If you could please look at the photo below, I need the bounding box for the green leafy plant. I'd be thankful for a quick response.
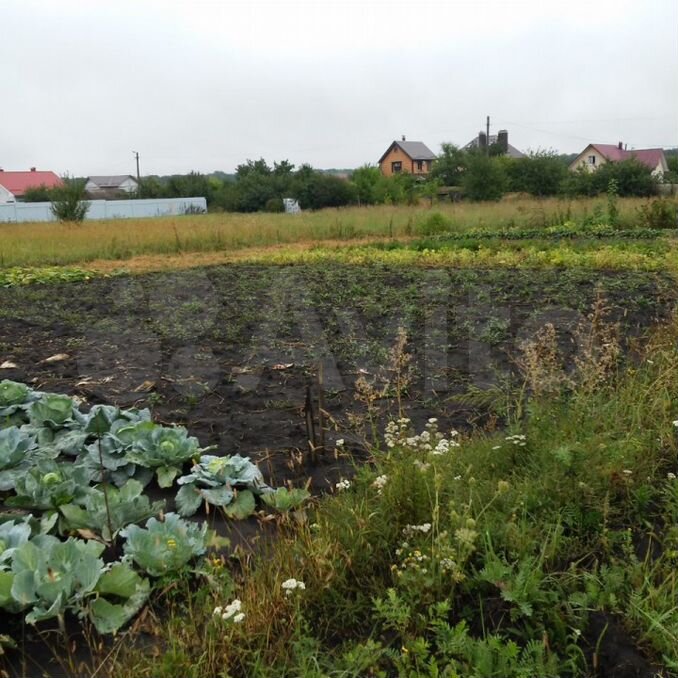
[175,454,270,517]
[5,460,92,510]
[59,479,165,541]
[121,422,206,488]
[29,394,76,429]
[0,427,38,491]
[120,513,208,577]
[8,535,104,623]
[0,380,35,417]
[260,487,310,513]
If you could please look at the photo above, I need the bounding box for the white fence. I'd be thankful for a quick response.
[0,197,207,223]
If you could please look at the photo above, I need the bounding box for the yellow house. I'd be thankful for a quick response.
[378,137,436,177]
[569,143,668,176]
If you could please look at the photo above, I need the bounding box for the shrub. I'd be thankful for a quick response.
[264,197,284,213]
[462,154,507,201]
[637,198,678,229]
[50,176,89,222]
[417,211,450,235]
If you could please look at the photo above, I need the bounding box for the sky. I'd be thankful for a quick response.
[1,0,677,176]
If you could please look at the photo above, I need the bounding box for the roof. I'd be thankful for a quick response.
[464,134,526,159]
[87,175,138,188]
[588,144,666,171]
[379,140,437,164]
[0,170,62,197]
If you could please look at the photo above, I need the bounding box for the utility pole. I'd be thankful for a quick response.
[132,151,140,181]
[486,116,490,156]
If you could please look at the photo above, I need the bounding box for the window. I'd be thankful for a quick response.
[391,161,402,173]
[416,160,423,171]
[588,155,596,165]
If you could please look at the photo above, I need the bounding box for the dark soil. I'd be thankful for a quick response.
[0,265,674,493]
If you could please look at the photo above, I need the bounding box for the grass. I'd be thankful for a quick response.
[0,197,657,269]
[96,313,678,677]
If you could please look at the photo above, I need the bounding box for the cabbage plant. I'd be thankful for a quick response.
[0,427,40,491]
[121,513,208,576]
[5,460,92,510]
[123,422,208,488]
[59,479,165,541]
[5,534,149,633]
[28,394,76,429]
[0,381,36,419]
[0,518,32,567]
[175,454,271,517]
[9,535,104,623]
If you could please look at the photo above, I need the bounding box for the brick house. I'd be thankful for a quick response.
[378,137,437,177]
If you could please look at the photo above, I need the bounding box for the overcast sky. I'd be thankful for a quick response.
[2,0,677,176]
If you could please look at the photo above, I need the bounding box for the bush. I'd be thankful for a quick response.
[50,177,89,222]
[462,154,507,201]
[637,198,678,229]
[264,197,284,213]
[417,212,451,235]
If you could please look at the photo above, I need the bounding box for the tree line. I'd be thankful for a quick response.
[23,147,678,212]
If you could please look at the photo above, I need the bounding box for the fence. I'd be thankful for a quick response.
[0,197,207,223]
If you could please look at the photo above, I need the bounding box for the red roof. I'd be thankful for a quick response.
[0,170,62,197]
[591,144,666,171]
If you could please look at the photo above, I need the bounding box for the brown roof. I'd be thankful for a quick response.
[378,140,437,164]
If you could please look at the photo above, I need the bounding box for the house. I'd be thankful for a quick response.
[378,137,437,177]
[569,143,668,176]
[85,175,139,196]
[0,168,62,203]
[463,130,525,158]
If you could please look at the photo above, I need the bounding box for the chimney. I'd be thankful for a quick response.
[618,142,623,150]
[478,131,487,149]
[401,135,406,141]
[497,129,509,154]
[30,167,36,172]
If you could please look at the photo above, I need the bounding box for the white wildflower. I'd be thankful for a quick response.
[221,599,242,620]
[282,578,306,595]
[403,523,432,536]
[232,612,245,624]
[668,472,676,480]
[335,438,345,448]
[372,475,388,492]
[335,479,351,492]
[213,606,223,616]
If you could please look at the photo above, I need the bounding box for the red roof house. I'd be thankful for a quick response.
[0,168,63,200]
[569,143,668,175]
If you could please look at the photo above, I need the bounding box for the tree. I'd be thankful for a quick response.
[50,176,89,222]
[430,143,467,187]
[462,154,507,201]
[592,158,656,197]
[504,151,568,197]
[350,165,381,205]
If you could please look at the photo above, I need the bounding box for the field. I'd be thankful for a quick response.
[2,198,678,677]
[0,197,657,269]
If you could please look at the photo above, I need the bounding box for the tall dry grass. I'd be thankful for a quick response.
[0,197,643,268]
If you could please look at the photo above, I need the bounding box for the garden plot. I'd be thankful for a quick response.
[0,262,676,675]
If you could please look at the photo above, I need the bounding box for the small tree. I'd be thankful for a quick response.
[462,154,507,201]
[50,176,89,222]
